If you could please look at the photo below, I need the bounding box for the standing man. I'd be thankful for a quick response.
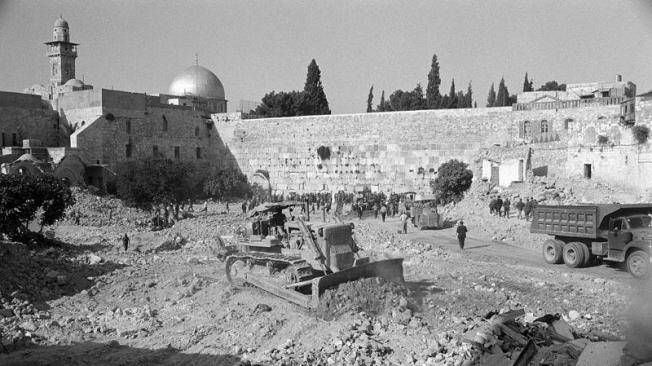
[496,196,503,217]
[241,200,247,214]
[489,196,497,215]
[524,198,532,221]
[515,198,525,219]
[226,202,230,213]
[122,233,129,252]
[456,220,468,251]
[201,200,208,212]
[503,197,511,219]
[400,211,408,234]
[380,204,387,222]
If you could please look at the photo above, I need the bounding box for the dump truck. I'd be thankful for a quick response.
[224,204,405,308]
[530,204,652,278]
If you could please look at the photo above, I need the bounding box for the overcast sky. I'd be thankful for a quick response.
[1,0,652,114]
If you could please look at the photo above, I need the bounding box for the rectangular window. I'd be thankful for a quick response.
[174,146,180,159]
[152,145,159,156]
[12,133,17,146]
[125,144,132,158]
[1,132,5,147]
[196,147,201,159]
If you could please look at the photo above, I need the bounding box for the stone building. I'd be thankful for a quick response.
[1,17,234,188]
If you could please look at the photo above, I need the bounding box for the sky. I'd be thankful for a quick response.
[1,0,652,114]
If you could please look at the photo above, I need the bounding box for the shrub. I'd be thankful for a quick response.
[116,158,201,210]
[317,146,331,160]
[429,159,473,204]
[597,135,609,145]
[0,174,75,240]
[632,125,650,144]
[203,167,251,200]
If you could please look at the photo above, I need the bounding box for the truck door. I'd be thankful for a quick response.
[607,218,632,260]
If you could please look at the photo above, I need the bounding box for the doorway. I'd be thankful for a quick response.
[584,164,592,179]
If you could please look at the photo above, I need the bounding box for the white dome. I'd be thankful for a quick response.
[168,65,225,100]
[64,79,85,88]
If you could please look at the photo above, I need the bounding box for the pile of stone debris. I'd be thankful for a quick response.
[465,309,652,366]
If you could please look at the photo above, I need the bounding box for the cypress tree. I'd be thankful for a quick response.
[377,90,386,112]
[366,85,374,112]
[465,82,473,108]
[496,77,510,107]
[426,53,442,109]
[523,72,533,92]
[486,83,496,107]
[304,59,331,115]
[447,79,457,109]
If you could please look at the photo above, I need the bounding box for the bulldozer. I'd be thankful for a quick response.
[223,202,405,309]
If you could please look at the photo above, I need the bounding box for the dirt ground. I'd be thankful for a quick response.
[1,185,650,365]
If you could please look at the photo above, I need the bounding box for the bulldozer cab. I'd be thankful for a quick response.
[312,223,359,272]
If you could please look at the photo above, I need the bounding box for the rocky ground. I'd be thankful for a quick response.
[1,185,650,365]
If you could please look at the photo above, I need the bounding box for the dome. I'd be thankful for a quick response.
[64,79,85,88]
[54,16,69,28]
[168,65,225,100]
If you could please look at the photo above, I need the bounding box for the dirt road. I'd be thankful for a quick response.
[368,216,633,282]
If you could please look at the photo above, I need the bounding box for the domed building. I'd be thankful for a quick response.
[164,64,227,113]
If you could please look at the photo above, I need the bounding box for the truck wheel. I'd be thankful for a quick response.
[627,251,650,279]
[577,242,592,267]
[542,239,563,264]
[563,242,585,268]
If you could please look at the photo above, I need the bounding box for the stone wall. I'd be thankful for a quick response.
[0,91,60,148]
[214,104,624,194]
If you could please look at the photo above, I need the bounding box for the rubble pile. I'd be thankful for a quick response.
[64,187,149,228]
[316,277,409,320]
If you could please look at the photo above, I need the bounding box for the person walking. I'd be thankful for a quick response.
[503,197,511,218]
[201,200,208,212]
[400,212,408,234]
[524,198,532,221]
[373,203,379,219]
[357,204,363,220]
[226,202,230,213]
[515,198,525,219]
[456,220,468,250]
[241,200,247,214]
[489,197,497,215]
[496,196,504,217]
[122,233,129,252]
[380,204,387,222]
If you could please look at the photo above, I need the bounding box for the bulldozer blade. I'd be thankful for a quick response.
[227,257,405,310]
[308,257,405,308]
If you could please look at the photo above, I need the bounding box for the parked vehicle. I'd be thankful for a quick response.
[530,204,652,278]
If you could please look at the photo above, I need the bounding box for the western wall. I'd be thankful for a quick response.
[213,102,651,194]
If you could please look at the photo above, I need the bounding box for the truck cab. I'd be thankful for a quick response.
[605,215,652,261]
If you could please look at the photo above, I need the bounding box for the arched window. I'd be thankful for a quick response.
[126,120,131,134]
[162,115,168,132]
[541,120,549,134]
[523,121,531,137]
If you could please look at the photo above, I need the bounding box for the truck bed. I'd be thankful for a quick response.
[530,205,599,239]
[531,204,652,239]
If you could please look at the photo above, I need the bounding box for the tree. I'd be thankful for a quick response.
[537,81,566,91]
[495,77,511,107]
[203,168,251,200]
[366,85,374,112]
[116,158,201,210]
[429,159,473,204]
[522,72,533,92]
[486,83,496,107]
[426,53,442,109]
[303,59,331,115]
[252,90,310,117]
[465,82,473,108]
[377,90,386,112]
[0,174,75,240]
[447,79,457,109]
[388,84,426,111]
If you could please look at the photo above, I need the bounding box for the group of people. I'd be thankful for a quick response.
[489,196,538,220]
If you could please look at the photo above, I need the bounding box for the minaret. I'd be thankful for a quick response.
[45,16,78,86]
